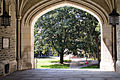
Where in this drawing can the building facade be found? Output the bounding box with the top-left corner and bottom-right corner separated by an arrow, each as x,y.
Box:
0,0 -> 120,76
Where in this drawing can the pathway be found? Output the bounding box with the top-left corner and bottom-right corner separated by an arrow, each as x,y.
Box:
0,69 -> 120,80
70,58 -> 98,68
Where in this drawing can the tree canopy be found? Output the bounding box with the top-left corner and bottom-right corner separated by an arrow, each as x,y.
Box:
34,6 -> 101,64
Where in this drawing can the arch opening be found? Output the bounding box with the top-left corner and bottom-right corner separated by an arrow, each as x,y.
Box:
20,1 -> 114,71
33,6 -> 101,69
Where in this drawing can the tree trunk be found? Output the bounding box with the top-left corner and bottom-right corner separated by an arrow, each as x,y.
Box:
97,51 -> 100,67
60,52 -> 64,64
93,53 -> 96,60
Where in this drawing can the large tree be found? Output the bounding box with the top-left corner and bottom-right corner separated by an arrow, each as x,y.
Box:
34,6 -> 100,64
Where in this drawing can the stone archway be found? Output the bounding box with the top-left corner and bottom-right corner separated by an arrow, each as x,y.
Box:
20,0 -> 114,71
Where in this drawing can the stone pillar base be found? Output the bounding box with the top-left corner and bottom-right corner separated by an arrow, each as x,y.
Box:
116,60 -> 120,73
17,58 -> 34,70
17,59 -> 23,70
100,61 -> 115,71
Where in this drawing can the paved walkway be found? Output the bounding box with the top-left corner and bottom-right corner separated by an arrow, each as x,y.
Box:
0,69 -> 120,80
70,58 -> 98,68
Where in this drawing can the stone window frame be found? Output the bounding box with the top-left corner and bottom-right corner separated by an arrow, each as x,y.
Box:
2,37 -> 10,49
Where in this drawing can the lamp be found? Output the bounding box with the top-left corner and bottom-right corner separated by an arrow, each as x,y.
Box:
109,9 -> 119,26
0,0 -> 11,27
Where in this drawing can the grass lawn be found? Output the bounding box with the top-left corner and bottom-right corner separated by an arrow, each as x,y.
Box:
80,65 -> 99,69
40,64 -> 70,68
35,58 -> 71,69
35,57 -> 99,69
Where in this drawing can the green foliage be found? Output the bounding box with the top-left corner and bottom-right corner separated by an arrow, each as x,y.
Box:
34,6 -> 100,61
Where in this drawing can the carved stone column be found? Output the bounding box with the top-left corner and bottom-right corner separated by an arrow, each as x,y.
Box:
16,0 -> 22,70
116,24 -> 120,73
16,16 -> 22,70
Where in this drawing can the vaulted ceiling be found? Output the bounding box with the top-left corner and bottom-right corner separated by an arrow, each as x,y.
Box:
1,0 -> 119,20
19,0 -> 120,17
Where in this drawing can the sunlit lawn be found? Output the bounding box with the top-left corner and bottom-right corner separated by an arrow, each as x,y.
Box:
38,64 -> 70,68
80,65 -> 99,69
35,57 -> 99,69
35,57 -> 71,69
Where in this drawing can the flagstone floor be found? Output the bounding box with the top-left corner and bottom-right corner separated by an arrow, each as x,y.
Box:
0,69 -> 120,80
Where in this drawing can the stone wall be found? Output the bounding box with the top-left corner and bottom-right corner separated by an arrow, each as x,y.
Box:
0,0 -> 17,76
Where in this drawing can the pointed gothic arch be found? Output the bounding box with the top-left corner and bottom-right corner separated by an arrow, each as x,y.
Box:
19,0 -> 115,71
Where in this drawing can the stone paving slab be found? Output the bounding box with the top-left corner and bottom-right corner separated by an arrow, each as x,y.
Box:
0,69 -> 120,80
84,78 -> 105,80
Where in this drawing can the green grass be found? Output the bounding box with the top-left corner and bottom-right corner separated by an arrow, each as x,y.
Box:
35,58 -> 99,69
40,64 -> 70,68
80,65 -> 99,69
35,58 -> 70,69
